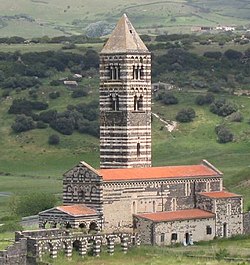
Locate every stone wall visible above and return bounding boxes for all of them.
[243,212,250,234]
[103,177,221,230]
[136,217,215,245]
[0,238,27,265]
[197,194,243,237]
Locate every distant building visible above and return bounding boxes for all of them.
[63,80,78,89]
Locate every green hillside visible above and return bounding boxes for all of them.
[0,0,250,37]
[0,40,249,218]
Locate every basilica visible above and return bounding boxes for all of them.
[39,14,244,246]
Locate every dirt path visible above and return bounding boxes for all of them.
[152,112,177,132]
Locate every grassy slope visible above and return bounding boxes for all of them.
[41,236,250,265]
[0,0,250,37]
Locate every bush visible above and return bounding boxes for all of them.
[2,90,10,98]
[50,116,75,135]
[36,121,48,129]
[48,134,60,145]
[39,109,57,123]
[50,80,61,86]
[215,125,234,143]
[49,91,60,99]
[195,93,214,106]
[157,92,179,105]
[71,88,88,98]
[228,111,243,122]
[176,108,196,122]
[210,99,237,117]
[9,193,56,217]
[11,115,35,133]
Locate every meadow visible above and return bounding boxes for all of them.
[0,0,250,37]
[41,236,250,265]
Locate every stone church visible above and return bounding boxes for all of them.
[39,14,243,246]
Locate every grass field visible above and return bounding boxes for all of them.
[41,236,250,265]
[0,0,250,37]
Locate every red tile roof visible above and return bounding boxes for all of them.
[98,164,219,182]
[199,191,242,199]
[57,205,96,216]
[135,209,215,222]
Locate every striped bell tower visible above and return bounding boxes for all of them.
[99,14,151,168]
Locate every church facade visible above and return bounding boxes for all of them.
[39,14,244,246]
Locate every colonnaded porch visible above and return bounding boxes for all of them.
[15,229,140,260]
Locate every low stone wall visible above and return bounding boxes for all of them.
[243,212,250,234]
[0,238,27,265]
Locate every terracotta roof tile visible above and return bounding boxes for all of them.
[57,205,96,216]
[199,191,242,199]
[135,209,215,222]
[98,164,219,182]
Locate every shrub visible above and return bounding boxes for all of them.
[11,115,35,133]
[49,91,60,99]
[215,125,234,143]
[39,109,57,123]
[210,99,237,117]
[50,80,61,86]
[228,111,243,122]
[195,93,214,106]
[160,92,178,105]
[48,134,60,145]
[50,116,75,135]
[9,193,56,217]
[176,108,196,122]
[36,121,48,129]
[71,88,88,98]
[2,90,10,98]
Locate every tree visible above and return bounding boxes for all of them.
[215,125,234,143]
[48,134,60,145]
[176,108,196,122]
[210,99,237,117]
[9,193,56,217]
[11,115,35,133]
[71,88,88,98]
[156,92,178,105]
[224,49,242,60]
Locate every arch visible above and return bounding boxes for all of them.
[132,201,136,214]
[79,222,87,229]
[73,239,81,252]
[41,241,54,258]
[89,221,98,233]
[65,222,72,229]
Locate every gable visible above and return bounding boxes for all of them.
[63,161,101,184]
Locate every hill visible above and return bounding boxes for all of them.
[0,0,250,37]
[0,40,249,219]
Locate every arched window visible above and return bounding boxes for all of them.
[138,95,143,110]
[153,201,156,212]
[171,198,177,211]
[116,94,119,110]
[140,65,144,79]
[134,95,138,110]
[132,201,136,213]
[137,143,140,157]
[110,93,119,111]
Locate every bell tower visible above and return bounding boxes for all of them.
[99,14,151,168]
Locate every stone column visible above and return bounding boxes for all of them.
[107,239,114,255]
[121,235,128,254]
[79,242,87,257]
[65,245,72,258]
[50,246,57,259]
[93,238,101,257]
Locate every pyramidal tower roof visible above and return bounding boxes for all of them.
[101,14,149,54]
